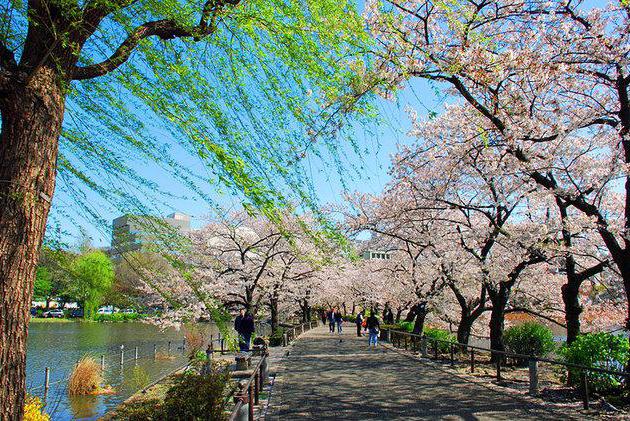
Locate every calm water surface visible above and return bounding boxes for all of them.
[26,321,220,420]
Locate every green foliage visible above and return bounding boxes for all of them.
[560,332,629,392]
[399,321,414,333]
[269,327,285,347]
[504,322,555,363]
[162,366,231,420]
[33,267,53,301]
[68,251,114,320]
[345,314,357,323]
[94,313,141,322]
[424,327,456,353]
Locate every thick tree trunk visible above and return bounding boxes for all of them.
[562,278,582,345]
[412,302,428,334]
[488,285,509,362]
[301,297,310,323]
[270,297,279,334]
[456,314,474,346]
[0,69,65,420]
[395,307,403,323]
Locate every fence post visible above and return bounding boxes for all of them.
[581,371,589,410]
[221,339,225,353]
[283,332,288,347]
[168,341,172,355]
[153,344,157,360]
[421,336,427,357]
[470,349,475,373]
[182,338,186,354]
[44,367,50,390]
[134,346,138,360]
[120,345,124,365]
[248,383,254,420]
[254,371,260,405]
[100,355,105,371]
[528,359,539,395]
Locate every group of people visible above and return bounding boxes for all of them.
[354,311,380,347]
[321,308,381,347]
[323,308,344,334]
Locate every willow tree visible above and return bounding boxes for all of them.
[0,0,376,417]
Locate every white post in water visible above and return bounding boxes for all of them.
[120,345,125,365]
[134,346,138,360]
[153,344,157,359]
[100,355,105,370]
[44,367,50,390]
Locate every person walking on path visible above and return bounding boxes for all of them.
[321,309,327,326]
[327,308,335,333]
[366,312,380,348]
[355,312,364,337]
[235,308,255,351]
[334,310,343,335]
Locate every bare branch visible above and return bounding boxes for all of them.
[73,0,241,80]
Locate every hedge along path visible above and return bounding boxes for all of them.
[267,326,591,420]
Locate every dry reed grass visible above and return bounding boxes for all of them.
[68,356,103,395]
[184,325,205,356]
[155,351,176,361]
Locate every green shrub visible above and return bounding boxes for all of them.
[162,365,231,420]
[269,328,285,347]
[95,313,141,322]
[346,314,357,323]
[560,332,629,392]
[424,327,456,353]
[504,322,555,364]
[399,321,414,332]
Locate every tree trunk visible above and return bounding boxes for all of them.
[270,297,279,334]
[412,302,428,334]
[456,314,474,346]
[0,68,65,420]
[395,307,403,323]
[488,285,509,362]
[301,297,311,323]
[562,278,582,345]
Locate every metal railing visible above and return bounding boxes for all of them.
[385,328,630,410]
[227,320,318,420]
[228,353,268,421]
[282,320,319,346]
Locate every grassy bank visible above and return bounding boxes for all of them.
[29,317,74,324]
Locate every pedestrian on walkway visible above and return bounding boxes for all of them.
[235,308,255,351]
[366,312,380,348]
[334,310,343,335]
[327,308,335,333]
[355,312,364,337]
[321,309,327,326]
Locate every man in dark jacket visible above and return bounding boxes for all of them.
[235,309,255,351]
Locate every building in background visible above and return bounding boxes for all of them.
[110,212,191,259]
[361,249,391,260]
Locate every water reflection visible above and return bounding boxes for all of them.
[27,321,202,420]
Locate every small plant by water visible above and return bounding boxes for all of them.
[68,356,104,395]
[184,325,205,357]
[24,395,50,421]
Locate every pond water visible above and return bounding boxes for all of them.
[26,321,221,420]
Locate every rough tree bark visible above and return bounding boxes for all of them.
[0,1,240,417]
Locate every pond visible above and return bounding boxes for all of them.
[26,321,222,420]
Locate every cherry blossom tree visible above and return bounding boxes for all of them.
[364,0,630,335]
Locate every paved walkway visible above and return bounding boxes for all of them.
[267,326,585,420]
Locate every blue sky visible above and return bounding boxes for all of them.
[50,76,443,248]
